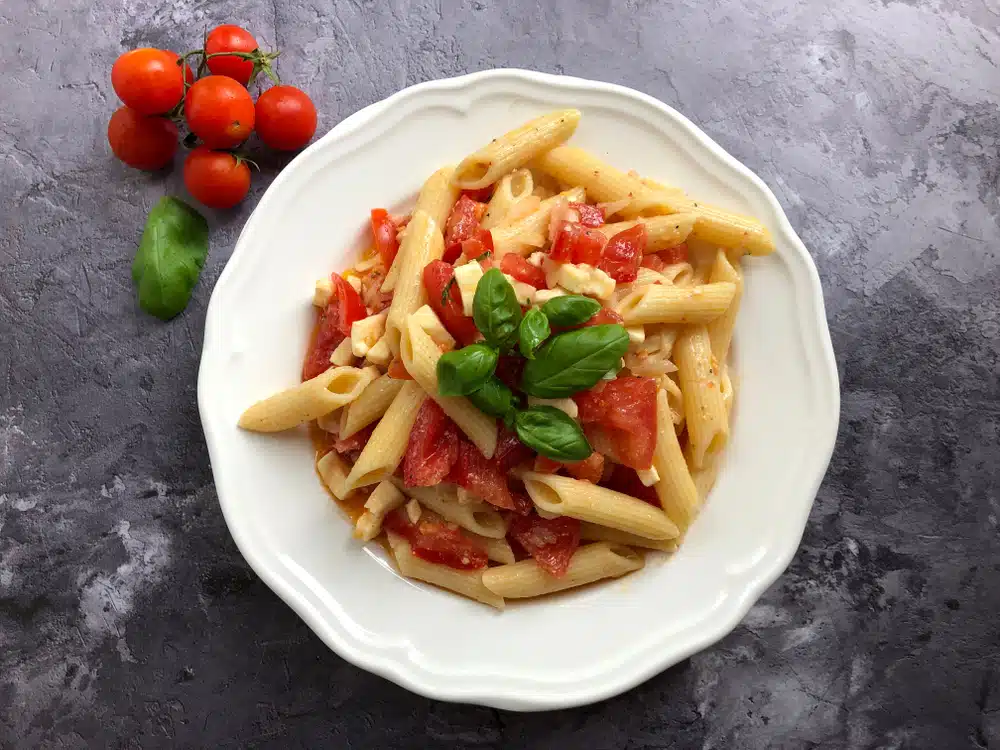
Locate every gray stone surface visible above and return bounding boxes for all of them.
[1,0,998,746]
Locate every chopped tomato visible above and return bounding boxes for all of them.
[370,209,399,267]
[358,267,393,312]
[452,227,494,265]
[603,464,660,506]
[533,455,561,474]
[494,427,534,473]
[331,275,367,335]
[462,186,494,202]
[659,243,689,265]
[334,423,374,455]
[445,195,487,246]
[448,437,531,514]
[302,300,345,381]
[422,260,480,346]
[581,307,624,327]
[569,202,605,228]
[550,222,607,265]
[387,357,414,380]
[500,253,546,289]
[598,224,647,283]
[532,452,604,483]
[403,401,460,486]
[384,510,488,570]
[508,513,581,577]
[575,377,657,470]
[640,254,666,272]
[495,356,525,391]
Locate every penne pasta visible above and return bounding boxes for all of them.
[706,249,744,365]
[490,187,586,257]
[384,210,444,355]
[453,110,581,189]
[689,367,737,500]
[238,366,377,432]
[615,282,736,326]
[578,522,678,552]
[652,389,700,532]
[481,542,644,598]
[690,202,774,256]
[387,531,505,609]
[317,450,352,501]
[395,483,508,539]
[482,169,534,229]
[343,381,425,492]
[339,374,405,439]
[598,214,697,252]
[675,325,727,470]
[354,480,406,541]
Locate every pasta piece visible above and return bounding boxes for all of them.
[480,537,516,565]
[598,214,696,252]
[453,110,581,189]
[675,325,727,470]
[490,187,586,257]
[689,367,737,500]
[354,480,406,541]
[400,315,498,458]
[396,483,509,539]
[690,202,774,256]
[329,337,356,366]
[662,262,694,286]
[481,542,644,598]
[316,410,341,433]
[339,374,405,439]
[706,249,744,364]
[238,367,377,432]
[579,521,677,552]
[522,472,679,540]
[343,381,426,492]
[615,282,736,325]
[655,372,685,430]
[482,169,534,229]
[384,209,444,355]
[317,450,351,501]
[652,389,700,532]
[386,531,504,609]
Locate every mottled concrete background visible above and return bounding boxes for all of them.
[2,0,999,747]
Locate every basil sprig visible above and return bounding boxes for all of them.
[518,307,550,359]
[541,295,601,327]
[473,268,522,351]
[467,376,519,420]
[437,344,498,396]
[514,406,592,462]
[521,325,630,398]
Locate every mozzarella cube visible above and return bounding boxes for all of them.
[405,498,422,524]
[365,336,392,366]
[527,252,547,268]
[533,287,568,304]
[636,466,660,487]
[351,311,388,358]
[346,275,362,293]
[626,326,646,346]
[313,278,334,307]
[546,261,616,300]
[454,261,484,317]
[410,305,457,351]
[527,396,579,420]
[502,274,535,306]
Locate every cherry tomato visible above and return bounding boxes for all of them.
[107,107,178,170]
[111,48,185,115]
[183,147,251,209]
[205,25,259,86]
[254,86,317,151]
[168,52,196,87]
[184,76,255,149]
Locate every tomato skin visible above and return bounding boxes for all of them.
[569,202,605,228]
[334,424,374,456]
[111,48,185,115]
[575,377,658,470]
[603,464,660,505]
[448,437,531,514]
[640,254,665,272]
[508,513,581,577]
[183,147,251,209]
[205,25,258,85]
[184,76,255,148]
[330,275,366,335]
[370,209,399,267]
[384,511,488,570]
[303,301,345,380]
[403,401,460,487]
[532,451,604,483]
[550,222,607,265]
[107,107,177,170]
[598,224,647,283]
[500,254,546,289]
[387,357,414,380]
[462,186,494,202]
[422,260,480,346]
[255,85,318,151]
[493,427,534,473]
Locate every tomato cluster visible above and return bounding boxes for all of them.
[107,25,317,209]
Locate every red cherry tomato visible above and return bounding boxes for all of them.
[205,25,258,86]
[329,275,366,335]
[111,48,185,115]
[422,260,480,346]
[184,76,255,148]
[183,147,251,209]
[255,86,318,151]
[107,107,177,170]
[598,224,648,283]
[499,253,546,289]
[550,221,607,265]
[370,209,399,267]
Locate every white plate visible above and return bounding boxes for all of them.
[198,69,840,711]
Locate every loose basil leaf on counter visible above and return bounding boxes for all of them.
[518,307,551,360]
[473,268,522,351]
[131,196,209,321]
[437,344,498,396]
[514,406,592,462]
[467,376,519,419]
[521,324,630,398]
[540,294,601,327]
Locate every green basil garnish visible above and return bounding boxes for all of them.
[514,406,592,462]
[521,324,630,398]
[518,307,551,360]
[131,196,209,321]
[437,344,498,396]
[467,376,519,419]
[540,295,601,327]
[473,268,522,351]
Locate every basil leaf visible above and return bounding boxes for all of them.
[467,376,519,419]
[473,268,522,351]
[514,406,592,462]
[131,197,209,321]
[521,324,630,398]
[437,344,498,396]
[541,295,601,327]
[518,307,551,360]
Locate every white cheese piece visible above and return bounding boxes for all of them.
[351,311,388,358]
[410,305,457,351]
[346,275,362,293]
[365,336,392,366]
[637,465,660,487]
[502,274,535,306]
[527,251,547,268]
[329,337,356,366]
[405,498,422,524]
[313,278,334,307]
[533,287,568,305]
[626,326,645,345]
[527,396,579,420]
[545,261,616,300]
[454,261,485,317]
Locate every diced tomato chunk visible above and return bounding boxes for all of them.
[332,274,367,335]
[302,300,345,381]
[403,401,460,486]
[574,377,657,470]
[659,243,689,265]
[550,221,608,265]
[508,513,581,577]
[569,202,605,228]
[445,195,487,246]
[532,452,604,483]
[384,510,488,570]
[333,423,374,455]
[640,254,666,272]
[495,356,525,391]
[580,307,624,328]
[370,209,399,267]
[387,357,414,380]
[598,224,647,283]
[533,455,562,474]
[494,427,534,473]
[500,253,546,289]
[462,186,494,203]
[422,260,480,346]
[602,464,660,506]
[448,437,530,514]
